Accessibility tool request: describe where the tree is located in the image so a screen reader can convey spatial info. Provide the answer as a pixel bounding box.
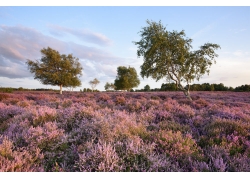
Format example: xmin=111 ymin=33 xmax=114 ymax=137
xmin=104 ymin=82 xmax=116 ymax=91
xmin=133 ymin=20 xmax=220 ymax=100
xmin=144 ymin=84 xmax=150 ymax=91
xmin=89 ymin=78 xmax=100 ymax=92
xmin=26 ymin=47 xmax=83 ymax=94
xmin=114 ymin=66 xmax=140 ymax=91
xmin=161 ymin=83 xmax=176 ymax=91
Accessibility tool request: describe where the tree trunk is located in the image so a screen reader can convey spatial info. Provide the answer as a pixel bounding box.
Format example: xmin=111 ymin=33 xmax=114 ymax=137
xmin=183 ymin=89 xmax=192 ymax=101
xmin=177 ymin=83 xmax=192 ymax=101
xmin=60 ymin=85 xmax=62 ymax=94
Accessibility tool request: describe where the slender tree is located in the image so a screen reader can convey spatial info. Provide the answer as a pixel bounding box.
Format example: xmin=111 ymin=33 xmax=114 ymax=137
xmin=104 ymin=82 xmax=116 ymax=91
xmin=89 ymin=78 xmax=100 ymax=92
xmin=114 ymin=66 xmax=140 ymax=91
xmin=133 ymin=20 xmax=220 ymax=100
xmin=26 ymin=47 xmax=83 ymax=94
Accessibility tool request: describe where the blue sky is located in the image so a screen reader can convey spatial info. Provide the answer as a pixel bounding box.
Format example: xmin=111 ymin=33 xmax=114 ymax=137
xmin=0 ymin=1 xmax=250 ymax=91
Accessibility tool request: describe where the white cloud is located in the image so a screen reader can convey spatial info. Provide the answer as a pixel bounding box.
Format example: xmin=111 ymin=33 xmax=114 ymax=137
xmin=48 ymin=24 xmax=113 ymax=46
xmin=193 ymin=55 xmax=250 ymax=87
xmin=0 ymin=24 xmax=135 ymax=91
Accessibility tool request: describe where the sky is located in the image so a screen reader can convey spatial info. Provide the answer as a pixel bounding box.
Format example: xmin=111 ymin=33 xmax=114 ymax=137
xmin=0 ymin=1 xmax=250 ymax=91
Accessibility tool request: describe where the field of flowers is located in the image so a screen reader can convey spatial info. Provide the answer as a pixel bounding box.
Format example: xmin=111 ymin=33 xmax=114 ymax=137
xmin=0 ymin=91 xmax=250 ymax=172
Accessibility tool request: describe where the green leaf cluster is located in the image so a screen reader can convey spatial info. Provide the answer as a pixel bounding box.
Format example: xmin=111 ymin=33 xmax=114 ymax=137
xmin=26 ymin=47 xmax=83 ymax=93
xmin=114 ymin=66 xmax=140 ymax=91
xmin=104 ymin=82 xmax=116 ymax=91
xmin=133 ymin=20 xmax=220 ymax=97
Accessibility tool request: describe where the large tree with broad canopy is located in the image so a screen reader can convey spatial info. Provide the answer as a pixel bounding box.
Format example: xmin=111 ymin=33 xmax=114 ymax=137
xmin=26 ymin=47 xmax=83 ymax=94
xmin=133 ymin=20 xmax=221 ymax=100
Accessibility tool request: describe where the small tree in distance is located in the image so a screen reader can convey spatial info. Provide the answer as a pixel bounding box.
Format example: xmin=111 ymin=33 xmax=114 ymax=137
xmin=134 ymin=20 xmax=221 ymax=100
xmin=144 ymin=84 xmax=150 ymax=91
xmin=104 ymin=82 xmax=116 ymax=91
xmin=114 ymin=66 xmax=140 ymax=91
xmin=26 ymin=47 xmax=83 ymax=94
xmin=89 ymin=78 xmax=100 ymax=92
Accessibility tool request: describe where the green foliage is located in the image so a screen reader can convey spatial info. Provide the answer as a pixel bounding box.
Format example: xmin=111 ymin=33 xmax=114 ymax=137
xmin=144 ymin=84 xmax=150 ymax=91
xmin=114 ymin=66 xmax=140 ymax=91
xmin=189 ymin=83 xmax=232 ymax=91
xmin=26 ymin=47 xmax=83 ymax=94
xmin=235 ymin=84 xmax=250 ymax=92
xmin=161 ymin=83 xmax=177 ymax=91
xmin=89 ymin=78 xmax=100 ymax=91
xmin=104 ymin=82 xmax=116 ymax=91
xmin=204 ymin=119 xmax=249 ymax=138
xmin=133 ymin=20 xmax=220 ymax=99
xmin=0 ymin=87 xmax=13 ymax=93
xmin=155 ymin=130 xmax=199 ymax=157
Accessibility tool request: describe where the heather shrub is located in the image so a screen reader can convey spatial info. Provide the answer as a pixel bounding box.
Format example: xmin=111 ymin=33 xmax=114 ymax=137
xmin=158 ymin=121 xmax=191 ymax=134
xmin=77 ymin=140 xmax=120 ymax=172
xmin=114 ymin=136 xmax=155 ymax=172
xmin=202 ymin=145 xmax=229 ymax=172
xmin=43 ymin=143 xmax=78 ymax=172
xmin=24 ymin=122 xmax=65 ymax=151
xmin=111 ymin=112 xmax=150 ymax=142
xmin=145 ymin=99 xmax=160 ymax=109
xmin=162 ymin=98 xmax=179 ymax=111
xmin=0 ymin=103 xmax=25 ymax=122
xmin=126 ymin=100 xmax=142 ymax=112
xmin=173 ymin=104 xmax=195 ymax=121
xmin=146 ymin=154 xmax=183 ymax=172
xmin=115 ymin=96 xmax=126 ymax=105
xmin=61 ymin=99 xmax=73 ymax=108
xmin=153 ymin=111 xmax=173 ymax=123
xmin=150 ymin=95 xmax=161 ymax=100
xmin=1 ymin=91 xmax=250 ymax=172
xmin=155 ymin=130 xmax=199 ymax=158
xmin=204 ymin=118 xmax=249 ymax=138
xmin=0 ymin=93 xmax=10 ymax=101
xmin=192 ymin=98 xmax=210 ymax=109
xmin=16 ymin=100 xmax=30 ymax=108
xmin=67 ymin=119 xmax=102 ymax=145
xmin=0 ymin=136 xmax=44 ymax=172
xmin=227 ymin=154 xmax=250 ymax=171
xmin=57 ymin=105 xmax=101 ymax=134
xmin=20 ymin=121 xmax=70 ymax=171
xmin=97 ymin=93 xmax=110 ymax=102
xmin=30 ymin=106 xmax=57 ymax=126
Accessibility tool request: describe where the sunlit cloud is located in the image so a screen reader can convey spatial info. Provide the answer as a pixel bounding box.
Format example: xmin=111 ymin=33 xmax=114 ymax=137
xmin=48 ymin=24 xmax=113 ymax=46
xmin=0 ymin=24 xmax=133 ymax=90
xmin=193 ymin=55 xmax=250 ymax=87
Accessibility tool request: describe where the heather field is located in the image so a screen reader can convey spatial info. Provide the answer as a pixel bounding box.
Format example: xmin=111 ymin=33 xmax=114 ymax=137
xmin=0 ymin=91 xmax=250 ymax=172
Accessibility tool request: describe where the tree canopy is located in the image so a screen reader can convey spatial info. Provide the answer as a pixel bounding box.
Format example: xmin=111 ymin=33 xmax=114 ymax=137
xmin=89 ymin=78 xmax=100 ymax=92
xmin=26 ymin=47 xmax=83 ymax=94
xmin=104 ymin=82 xmax=116 ymax=91
xmin=144 ymin=84 xmax=150 ymax=91
xmin=114 ymin=66 xmax=140 ymax=91
xmin=133 ymin=20 xmax=221 ymax=100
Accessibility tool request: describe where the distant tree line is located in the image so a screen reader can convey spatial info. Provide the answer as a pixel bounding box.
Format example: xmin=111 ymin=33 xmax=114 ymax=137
xmin=234 ymin=84 xmax=250 ymax=92
xmin=134 ymin=83 xmax=250 ymax=92
xmin=1 ymin=83 xmax=250 ymax=93
xmin=80 ymin=88 xmax=100 ymax=92
xmin=0 ymin=87 xmax=59 ymax=93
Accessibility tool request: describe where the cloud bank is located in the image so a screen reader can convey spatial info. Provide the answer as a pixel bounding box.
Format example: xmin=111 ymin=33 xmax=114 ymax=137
xmin=0 ymin=25 xmax=127 ymax=87
xmin=48 ymin=25 xmax=113 ymax=46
